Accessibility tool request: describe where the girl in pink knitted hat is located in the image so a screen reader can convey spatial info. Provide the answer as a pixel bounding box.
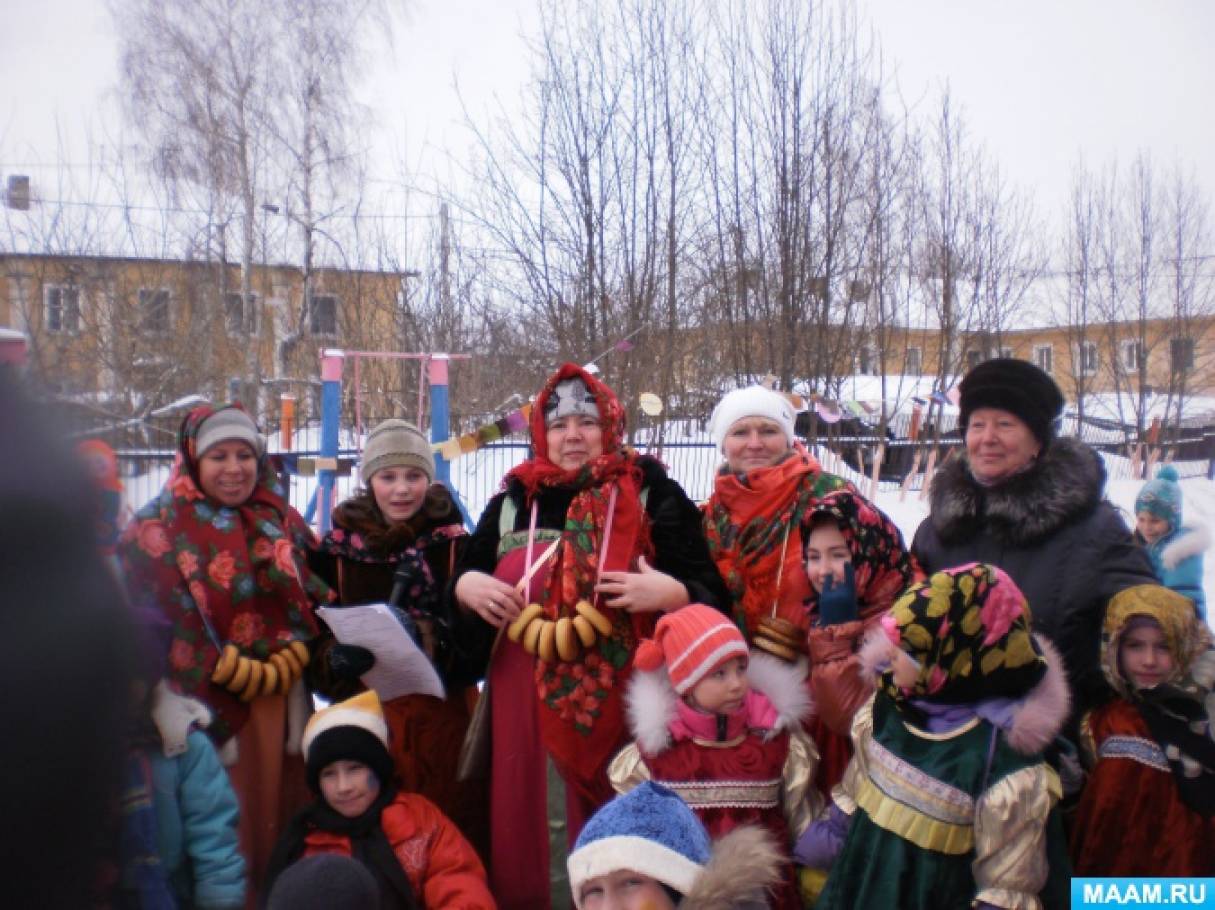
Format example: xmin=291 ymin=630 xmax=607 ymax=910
xmin=608 ymin=603 xmax=820 ymax=910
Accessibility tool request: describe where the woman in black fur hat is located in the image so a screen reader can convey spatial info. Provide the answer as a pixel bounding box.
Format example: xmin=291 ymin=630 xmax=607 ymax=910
xmin=912 ymin=358 xmax=1156 ymax=721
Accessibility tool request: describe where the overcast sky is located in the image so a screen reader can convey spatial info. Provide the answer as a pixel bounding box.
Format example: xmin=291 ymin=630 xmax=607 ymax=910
xmin=2 ymin=0 xmax=1212 ymax=233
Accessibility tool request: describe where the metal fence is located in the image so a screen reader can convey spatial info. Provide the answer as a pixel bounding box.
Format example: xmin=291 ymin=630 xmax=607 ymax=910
xmin=65 ymin=411 xmax=1215 ymax=530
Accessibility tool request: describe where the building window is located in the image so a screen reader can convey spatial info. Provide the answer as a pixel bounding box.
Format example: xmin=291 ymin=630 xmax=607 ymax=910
xmin=224 ymin=292 xmax=258 ymax=334
xmin=1077 ymin=340 xmax=1099 ymax=376
xmin=1170 ymin=337 xmax=1195 ymax=372
xmin=139 ymin=288 xmax=171 ymax=333
xmin=1033 ymin=344 xmax=1053 ymax=374
xmin=1122 ymin=340 xmax=1145 ymax=372
xmin=999 ymin=346 xmax=1014 ymax=359
xmin=307 ymin=293 xmax=338 ymax=336
xmin=905 ymin=347 xmax=922 ymax=375
xmin=45 ymin=285 xmax=81 ymax=334
xmin=966 ymin=348 xmax=984 ymax=370
xmin=857 ymin=346 xmax=877 ymax=374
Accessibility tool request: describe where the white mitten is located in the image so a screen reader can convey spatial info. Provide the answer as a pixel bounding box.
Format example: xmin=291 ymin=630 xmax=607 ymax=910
xmin=284 ymin=677 xmax=313 ymax=756
xmin=150 ymin=678 xmax=212 ymax=757
xmin=218 ymin=736 xmax=239 ymax=766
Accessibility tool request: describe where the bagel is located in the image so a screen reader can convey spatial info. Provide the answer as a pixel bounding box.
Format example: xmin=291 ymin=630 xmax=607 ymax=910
xmin=289 ymin=640 xmax=311 ymax=667
xmin=522 ymin=616 xmax=546 ymax=655
xmin=277 ymin=645 xmax=304 ymax=679
xmin=260 ymin=660 xmax=280 ymax=696
xmin=572 ymin=615 xmax=598 ymax=648
xmin=239 ymin=660 xmax=265 ymax=701
xmin=210 ymin=643 xmax=240 ymax=685
xmin=574 ymin=599 xmax=613 ymax=637
xmin=537 ymin=620 xmax=557 ymax=663
xmin=227 ymin=655 xmax=253 ymax=693
xmin=508 ymin=604 xmax=545 ymax=643
xmin=753 ymin=635 xmax=800 ymax=664
xmin=555 ymin=617 xmax=579 ymax=661
xmin=269 ymin=651 xmax=295 ymax=694
xmin=756 ymin=616 xmax=804 ymax=651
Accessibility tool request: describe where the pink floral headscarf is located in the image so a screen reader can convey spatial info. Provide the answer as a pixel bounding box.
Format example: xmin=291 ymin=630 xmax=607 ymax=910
xmin=879 ymin=563 xmax=1047 ymax=704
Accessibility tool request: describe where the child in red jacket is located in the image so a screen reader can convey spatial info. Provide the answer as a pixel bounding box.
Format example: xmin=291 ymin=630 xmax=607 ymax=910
xmin=1071 ymin=584 xmax=1215 ymax=875
xmin=608 ymin=604 xmax=818 ymax=910
xmin=801 ymin=489 xmax=922 ymax=792
xmin=264 ymin=690 xmax=495 ymax=909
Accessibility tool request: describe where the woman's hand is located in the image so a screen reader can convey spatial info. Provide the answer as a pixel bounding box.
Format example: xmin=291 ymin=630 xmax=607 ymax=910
xmin=455 ymin=570 xmax=526 ymax=628
xmin=596 ymin=555 xmax=690 ymax=614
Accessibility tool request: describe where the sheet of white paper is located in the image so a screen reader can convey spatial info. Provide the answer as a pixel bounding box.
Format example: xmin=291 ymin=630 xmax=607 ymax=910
xmin=317 ymin=603 xmax=446 ymax=702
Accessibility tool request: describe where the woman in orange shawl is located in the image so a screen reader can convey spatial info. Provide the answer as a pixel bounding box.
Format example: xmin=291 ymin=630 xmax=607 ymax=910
xmin=702 ymin=386 xmax=920 ymax=793
xmin=451 ymin=364 xmax=730 ymax=910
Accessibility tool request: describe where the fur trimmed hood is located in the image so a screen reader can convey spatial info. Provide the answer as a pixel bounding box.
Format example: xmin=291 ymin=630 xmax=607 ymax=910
xmin=626 ymin=652 xmax=811 ymax=755
xmin=1003 ymin=637 xmax=1071 ymax=754
xmin=678 ymin=825 xmax=783 ymax=910
xmin=926 ymin=437 xmax=1107 ymax=547
xmin=1158 ymin=523 xmax=1211 ymax=571
xmin=858 ymin=629 xmax=1070 ymax=755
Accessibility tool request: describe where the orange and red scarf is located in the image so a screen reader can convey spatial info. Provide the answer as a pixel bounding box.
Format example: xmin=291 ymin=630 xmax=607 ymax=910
xmin=505 ymin=364 xmax=657 ymax=792
xmin=704 ymin=445 xmax=851 ymax=637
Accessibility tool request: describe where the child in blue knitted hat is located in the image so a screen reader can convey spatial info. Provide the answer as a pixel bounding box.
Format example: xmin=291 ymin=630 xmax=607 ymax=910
xmin=1135 ymin=465 xmax=1208 ymax=617
xmin=567 ymin=781 xmax=782 ymax=909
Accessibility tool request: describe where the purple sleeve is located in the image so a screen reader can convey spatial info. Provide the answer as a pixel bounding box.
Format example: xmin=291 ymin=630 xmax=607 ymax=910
xmin=793 ymin=803 xmax=852 ymax=868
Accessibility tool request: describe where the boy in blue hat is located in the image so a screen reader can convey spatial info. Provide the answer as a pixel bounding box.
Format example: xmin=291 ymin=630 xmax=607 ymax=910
xmin=567 ymin=781 xmax=782 ymax=910
xmin=1135 ymin=465 xmax=1208 ymax=617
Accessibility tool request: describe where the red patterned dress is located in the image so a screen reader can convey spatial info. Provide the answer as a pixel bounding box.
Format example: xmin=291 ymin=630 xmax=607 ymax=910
xmin=610 ymin=654 xmax=819 ymax=910
xmin=1072 ymin=698 xmax=1215 ymax=875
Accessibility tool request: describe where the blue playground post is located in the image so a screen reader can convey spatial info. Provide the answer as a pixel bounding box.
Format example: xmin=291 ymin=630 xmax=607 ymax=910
xmin=427 ymin=355 xmax=473 ymax=529
xmin=318 ymin=350 xmax=344 ymax=534
xmin=428 ymin=355 xmax=452 ymax=486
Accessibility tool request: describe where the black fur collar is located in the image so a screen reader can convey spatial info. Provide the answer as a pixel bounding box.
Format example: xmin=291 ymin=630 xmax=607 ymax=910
xmin=927 ymin=437 xmax=1107 ymax=547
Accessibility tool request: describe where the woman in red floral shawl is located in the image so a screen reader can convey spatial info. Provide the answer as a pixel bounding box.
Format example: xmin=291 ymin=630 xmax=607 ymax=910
xmin=119 ymin=403 xmax=333 ymax=902
xmin=451 ymin=363 xmax=730 ymax=910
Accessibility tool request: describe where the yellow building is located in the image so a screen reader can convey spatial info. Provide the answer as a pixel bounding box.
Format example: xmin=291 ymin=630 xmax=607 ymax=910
xmin=0 ymin=253 xmax=413 ymax=419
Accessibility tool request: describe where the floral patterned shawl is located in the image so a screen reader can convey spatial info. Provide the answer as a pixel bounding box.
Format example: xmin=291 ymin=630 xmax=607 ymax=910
xmin=504 ymin=363 xmax=656 ymax=782
xmin=803 ymin=489 xmax=923 ymax=623
xmin=880 ymin=563 xmax=1047 ymax=705
xmin=703 ymin=445 xmax=851 ymax=637
xmin=119 ymin=404 xmax=331 ymax=741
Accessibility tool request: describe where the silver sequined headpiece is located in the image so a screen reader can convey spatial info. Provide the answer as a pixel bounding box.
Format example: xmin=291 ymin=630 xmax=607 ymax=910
xmin=544 ymin=378 xmax=600 ymax=426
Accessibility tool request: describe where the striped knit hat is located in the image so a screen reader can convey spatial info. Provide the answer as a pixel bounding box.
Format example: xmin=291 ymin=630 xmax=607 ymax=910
xmin=302 ymin=689 xmax=394 ymax=794
xmin=194 ymin=404 xmax=265 ymax=458
xmin=634 ymin=604 xmax=747 ymax=694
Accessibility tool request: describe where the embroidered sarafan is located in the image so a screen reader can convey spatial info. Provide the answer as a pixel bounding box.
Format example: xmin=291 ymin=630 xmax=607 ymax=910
xmin=661 ymin=777 xmax=782 ymax=811
xmin=863 ymin=734 xmax=976 ymax=829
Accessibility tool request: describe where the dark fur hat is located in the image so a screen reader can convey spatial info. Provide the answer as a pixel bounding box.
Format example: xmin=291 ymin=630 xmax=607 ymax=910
xmin=958 ymin=358 xmax=1064 ymax=447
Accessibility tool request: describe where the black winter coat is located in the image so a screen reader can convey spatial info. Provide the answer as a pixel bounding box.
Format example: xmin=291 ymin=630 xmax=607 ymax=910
xmin=912 ymin=437 xmax=1157 ymax=715
xmin=454 ymin=456 xmax=731 ymax=614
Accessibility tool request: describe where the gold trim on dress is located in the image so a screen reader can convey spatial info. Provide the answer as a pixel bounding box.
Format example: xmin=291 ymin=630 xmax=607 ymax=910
xmin=903 ymin=716 xmax=981 ymax=740
xmin=854 ymin=776 xmax=975 ymax=854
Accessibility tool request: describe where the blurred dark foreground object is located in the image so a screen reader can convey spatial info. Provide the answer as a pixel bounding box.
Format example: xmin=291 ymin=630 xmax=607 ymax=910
xmin=266 ymin=853 xmax=379 ymax=910
xmin=0 ymin=374 xmax=137 ymax=908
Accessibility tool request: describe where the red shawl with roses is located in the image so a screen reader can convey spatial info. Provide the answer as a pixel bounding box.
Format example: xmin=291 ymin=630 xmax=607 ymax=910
xmin=504 ymin=363 xmax=657 ymax=798
xmin=118 ymin=404 xmax=331 ymax=742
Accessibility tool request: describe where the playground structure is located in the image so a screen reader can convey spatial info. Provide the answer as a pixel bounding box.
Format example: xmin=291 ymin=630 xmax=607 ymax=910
xmin=307 ymin=348 xmax=474 ymax=533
